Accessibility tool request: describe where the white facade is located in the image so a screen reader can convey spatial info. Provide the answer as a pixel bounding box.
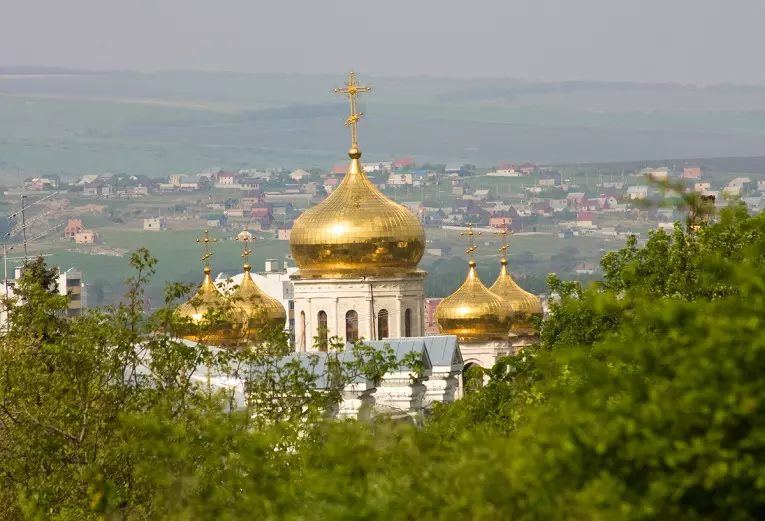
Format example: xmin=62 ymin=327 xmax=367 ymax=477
xmin=292 ymin=272 xmax=426 ymax=351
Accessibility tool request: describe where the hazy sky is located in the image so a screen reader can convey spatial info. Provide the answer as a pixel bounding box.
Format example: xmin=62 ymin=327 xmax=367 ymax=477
xmin=5 ymin=0 xmax=765 ymax=84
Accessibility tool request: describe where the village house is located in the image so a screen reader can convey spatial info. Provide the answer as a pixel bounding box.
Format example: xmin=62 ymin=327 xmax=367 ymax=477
xmin=391 ymin=158 xmax=414 ymax=170
xmin=388 ymin=173 xmax=414 ymax=186
xmin=143 ymin=217 xmax=168 ymax=231
xmin=489 ymin=210 xmax=520 ymax=228
xmin=74 ymin=230 xmax=98 ymax=244
xmin=274 ymin=227 xmax=292 ymax=241
xmin=530 ymin=202 xmax=553 ymax=216
xmin=539 ymin=172 xmax=562 ymax=187
xmin=549 ymin=199 xmax=568 ymax=213
xmin=626 ymin=185 xmax=649 ymax=200
xmin=289 ymin=169 xmax=311 ymax=182
xmin=694 ymin=182 xmax=712 ymax=193
xmin=214 ymin=172 xmax=239 ymax=188
xmin=425 ymin=243 xmax=452 ymax=257
xmin=64 ymin=219 xmax=85 ymax=239
xmin=683 ymin=167 xmax=703 ymax=179
xmin=207 ymin=215 xmax=226 ymax=228
xmin=576 ymin=211 xmax=597 ymax=228
xmin=566 ymin=192 xmax=586 ymax=207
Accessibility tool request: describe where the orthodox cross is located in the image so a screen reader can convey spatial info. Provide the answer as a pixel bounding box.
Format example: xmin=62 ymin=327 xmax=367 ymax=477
xmin=493 ymin=219 xmax=513 ymax=260
xmin=334 ymin=71 xmax=372 ymax=148
xmin=236 ymin=228 xmax=253 ymax=268
xmin=195 ymin=229 xmax=217 ymax=267
xmin=460 ymin=223 xmax=481 ymax=260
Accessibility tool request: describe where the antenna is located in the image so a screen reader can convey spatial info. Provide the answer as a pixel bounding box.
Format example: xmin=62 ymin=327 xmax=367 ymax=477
xmin=6 ymin=191 xmax=61 ymax=260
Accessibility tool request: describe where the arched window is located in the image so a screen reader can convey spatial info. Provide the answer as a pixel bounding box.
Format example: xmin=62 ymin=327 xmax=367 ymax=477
xmin=300 ymin=311 xmax=306 ymax=351
xmin=404 ymin=308 xmax=412 ymax=337
xmin=377 ymin=309 xmax=389 ymax=340
xmin=317 ymin=311 xmax=328 ymax=352
xmin=345 ymin=310 xmax=359 ymax=343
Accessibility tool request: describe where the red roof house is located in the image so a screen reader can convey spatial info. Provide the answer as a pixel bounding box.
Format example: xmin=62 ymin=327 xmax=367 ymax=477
xmin=392 ymin=158 xmax=415 ymax=169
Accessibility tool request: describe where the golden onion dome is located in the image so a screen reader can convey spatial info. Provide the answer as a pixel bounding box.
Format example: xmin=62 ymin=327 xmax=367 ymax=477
xmin=230 ymin=261 xmax=287 ymax=337
xmin=175 ymin=266 xmax=239 ymax=345
xmin=490 ymin=258 xmax=544 ymax=336
xmin=435 ymin=259 xmax=515 ymax=341
xmin=289 ymin=147 xmax=425 ymax=277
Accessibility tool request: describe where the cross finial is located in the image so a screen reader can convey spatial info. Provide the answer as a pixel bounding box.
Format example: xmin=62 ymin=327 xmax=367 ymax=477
xmin=460 ymin=223 xmax=482 ymax=262
xmin=334 ymin=71 xmax=372 ymax=151
xmin=195 ymin=229 xmax=217 ymax=269
xmin=493 ymin=218 xmax=513 ymax=261
xmin=236 ymin=228 xmax=253 ymax=271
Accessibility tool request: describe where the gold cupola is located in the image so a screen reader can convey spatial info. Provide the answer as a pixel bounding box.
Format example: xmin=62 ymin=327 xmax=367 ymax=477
xmin=490 ymin=221 xmax=543 ymax=336
xmin=289 ymin=72 xmax=425 ymax=277
xmin=230 ymin=232 xmax=287 ymax=340
xmin=175 ymin=230 xmax=238 ymax=345
xmin=435 ymin=225 xmax=514 ymax=341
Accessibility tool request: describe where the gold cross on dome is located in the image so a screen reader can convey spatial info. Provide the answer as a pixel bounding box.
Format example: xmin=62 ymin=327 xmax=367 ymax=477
xmin=334 ymin=71 xmax=372 ymax=148
xmin=195 ymin=229 xmax=217 ymax=266
xmin=493 ymin=219 xmax=513 ymax=259
xmin=236 ymin=228 xmax=253 ymax=265
xmin=460 ymin=223 xmax=482 ymax=259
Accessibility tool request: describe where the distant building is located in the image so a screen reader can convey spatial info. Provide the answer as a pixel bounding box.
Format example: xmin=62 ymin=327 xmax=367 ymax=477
xmin=388 ymin=173 xmax=414 ymax=186
xmin=626 ymin=185 xmax=649 ymax=200
xmin=694 ymin=182 xmax=712 ymax=193
xmin=207 ymin=215 xmax=225 ymax=228
xmin=424 ymin=298 xmax=443 ymax=336
xmin=392 ymin=158 xmax=414 ymax=170
xmin=215 ymin=172 xmax=238 ymax=188
xmin=683 ymin=167 xmax=703 ymax=179
xmin=64 ymin=219 xmax=85 ymax=239
xmin=74 ymin=230 xmax=98 ymax=244
xmin=275 ymin=227 xmax=292 ymax=241
xmin=289 ymin=169 xmax=311 ymax=182
xmin=577 ymin=211 xmax=596 ymax=228
xmin=58 ymin=269 xmax=86 ymax=317
xmin=143 ymin=217 xmax=168 ymax=231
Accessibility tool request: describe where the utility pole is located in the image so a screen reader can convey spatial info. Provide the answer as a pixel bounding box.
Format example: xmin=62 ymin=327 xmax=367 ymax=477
xmin=21 ymin=195 xmax=27 ymax=259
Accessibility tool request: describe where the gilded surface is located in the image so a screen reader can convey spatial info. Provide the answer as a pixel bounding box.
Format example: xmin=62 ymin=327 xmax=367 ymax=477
xmin=435 ymin=260 xmax=514 ymax=341
xmin=491 ymin=221 xmax=543 ymax=336
xmin=230 ymin=266 xmax=287 ymax=332
xmin=290 ymin=72 xmax=425 ymax=276
xmin=490 ymin=259 xmax=544 ymax=336
xmin=175 ymin=267 xmax=239 ymax=345
xmin=290 ymin=152 xmax=425 ymax=276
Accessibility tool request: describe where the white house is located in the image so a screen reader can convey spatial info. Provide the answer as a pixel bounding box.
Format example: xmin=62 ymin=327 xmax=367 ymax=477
xmin=627 ymin=185 xmax=649 ymax=200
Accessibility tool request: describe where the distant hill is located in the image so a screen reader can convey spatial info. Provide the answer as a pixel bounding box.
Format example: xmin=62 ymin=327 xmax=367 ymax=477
xmin=0 ymin=71 xmax=764 ymax=177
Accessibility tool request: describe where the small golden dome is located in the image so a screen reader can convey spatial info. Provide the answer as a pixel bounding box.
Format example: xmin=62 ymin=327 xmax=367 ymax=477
xmin=435 ymin=260 xmax=514 ymax=341
xmin=289 ymin=148 xmax=425 ymax=277
xmin=490 ymin=258 xmax=543 ymax=336
xmin=175 ymin=266 xmax=239 ymax=345
xmin=230 ymin=262 xmax=287 ymax=339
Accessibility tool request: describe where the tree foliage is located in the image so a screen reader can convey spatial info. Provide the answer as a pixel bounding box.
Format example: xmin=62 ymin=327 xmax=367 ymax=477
xmin=4 ymin=204 xmax=765 ymax=519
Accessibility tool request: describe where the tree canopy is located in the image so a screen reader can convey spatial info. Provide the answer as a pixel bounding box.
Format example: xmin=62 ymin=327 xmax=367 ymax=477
xmin=3 ymin=203 xmax=765 ymax=519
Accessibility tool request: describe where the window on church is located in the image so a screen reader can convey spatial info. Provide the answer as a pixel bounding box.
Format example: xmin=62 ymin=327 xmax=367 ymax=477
xmin=377 ymin=309 xmax=389 ymax=340
xmin=404 ymin=308 xmax=412 ymax=337
xmin=346 ymin=310 xmax=359 ymax=343
xmin=300 ymin=311 xmax=306 ymax=352
xmin=317 ymin=311 xmax=328 ymax=352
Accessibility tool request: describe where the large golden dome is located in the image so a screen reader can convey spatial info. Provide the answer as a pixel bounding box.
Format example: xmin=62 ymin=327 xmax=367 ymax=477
xmin=435 ymin=259 xmax=514 ymax=341
xmin=490 ymin=258 xmax=543 ymax=336
xmin=175 ymin=266 xmax=239 ymax=345
xmin=289 ymin=147 xmax=425 ymax=277
xmin=230 ymin=261 xmax=287 ymax=339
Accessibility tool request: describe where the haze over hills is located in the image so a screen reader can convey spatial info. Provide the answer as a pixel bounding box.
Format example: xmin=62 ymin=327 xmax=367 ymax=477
xmin=2 ymin=69 xmax=765 ymax=178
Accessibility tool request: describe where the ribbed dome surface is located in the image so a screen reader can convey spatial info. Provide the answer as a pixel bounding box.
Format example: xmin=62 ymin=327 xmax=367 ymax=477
xmin=230 ymin=264 xmax=287 ymax=334
xmin=490 ymin=259 xmax=543 ymax=336
xmin=175 ymin=267 xmax=239 ymax=345
xmin=290 ymin=149 xmax=425 ymax=277
xmin=435 ymin=260 xmax=514 ymax=341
